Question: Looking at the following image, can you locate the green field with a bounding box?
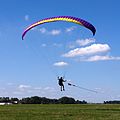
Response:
[0,104,120,120]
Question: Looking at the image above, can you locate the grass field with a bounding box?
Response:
[0,104,120,120]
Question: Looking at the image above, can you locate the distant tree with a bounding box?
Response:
[75,100,87,104]
[58,96,75,104]
[104,100,120,104]
[20,97,31,104]
[30,96,42,104]
[41,97,50,104]
[82,100,87,104]
[50,99,59,104]
[0,97,3,102]
[11,98,19,104]
[0,96,88,104]
[0,97,10,102]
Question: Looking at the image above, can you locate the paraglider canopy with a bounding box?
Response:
[22,16,96,40]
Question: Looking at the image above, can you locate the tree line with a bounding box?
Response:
[104,100,120,104]
[0,96,87,104]
[1,97,120,104]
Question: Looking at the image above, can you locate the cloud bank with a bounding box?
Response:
[84,55,120,62]
[63,44,110,57]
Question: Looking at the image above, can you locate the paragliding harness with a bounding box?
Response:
[58,76,66,91]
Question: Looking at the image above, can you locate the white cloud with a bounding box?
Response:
[13,91,23,95]
[84,55,120,62]
[44,87,55,91]
[67,43,76,49]
[53,43,62,47]
[49,30,61,35]
[24,15,29,21]
[41,43,47,47]
[67,38,96,49]
[116,95,120,99]
[76,38,96,46]
[7,83,14,86]
[66,26,76,32]
[63,44,110,57]
[32,27,58,37]
[39,28,47,34]
[33,27,61,36]
[53,61,68,67]
[18,84,31,91]
[34,87,42,90]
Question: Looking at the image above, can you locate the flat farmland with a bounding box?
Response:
[0,104,120,120]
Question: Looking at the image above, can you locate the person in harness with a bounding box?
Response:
[57,76,66,91]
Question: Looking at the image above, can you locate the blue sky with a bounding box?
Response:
[0,0,120,103]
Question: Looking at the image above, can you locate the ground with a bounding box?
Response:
[0,104,120,120]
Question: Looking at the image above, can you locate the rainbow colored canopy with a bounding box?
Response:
[22,16,96,40]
